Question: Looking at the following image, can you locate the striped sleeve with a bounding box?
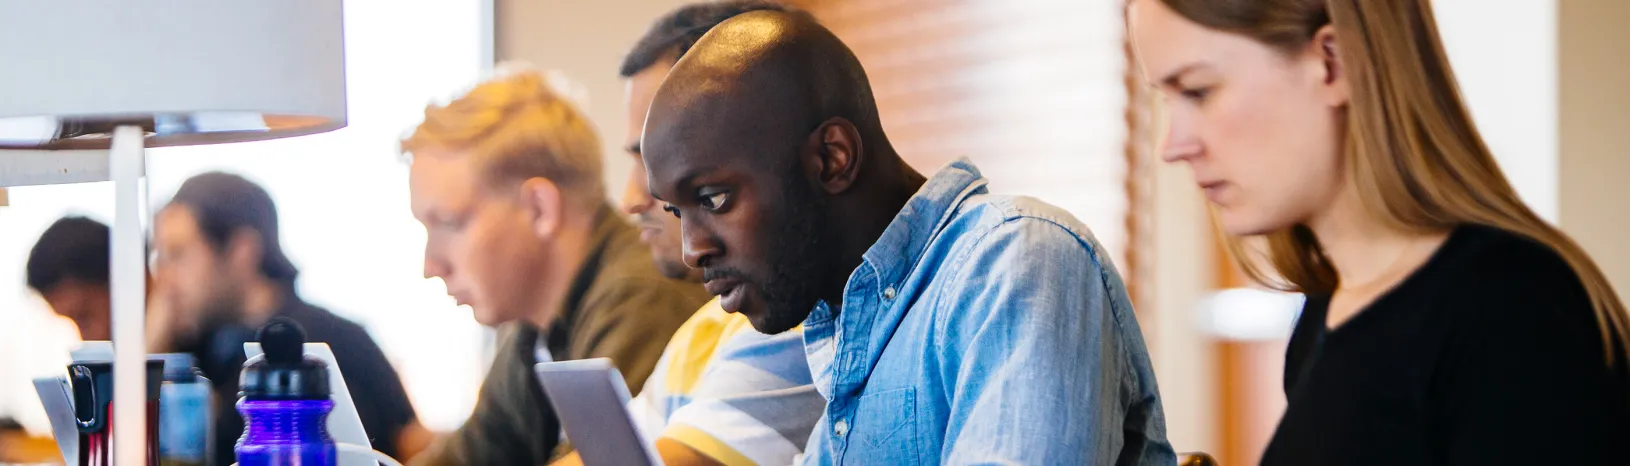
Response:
[661,319,823,466]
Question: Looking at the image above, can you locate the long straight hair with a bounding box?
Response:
[1159,0,1630,364]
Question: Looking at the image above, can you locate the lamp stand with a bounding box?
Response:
[109,125,149,465]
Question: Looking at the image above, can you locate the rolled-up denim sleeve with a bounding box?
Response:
[935,217,1132,465]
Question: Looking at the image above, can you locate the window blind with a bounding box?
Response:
[793,0,1134,273]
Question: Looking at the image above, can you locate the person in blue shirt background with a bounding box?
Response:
[639,10,1174,465]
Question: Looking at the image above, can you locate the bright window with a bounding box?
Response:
[0,0,489,433]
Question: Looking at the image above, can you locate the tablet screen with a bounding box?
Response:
[534,358,662,466]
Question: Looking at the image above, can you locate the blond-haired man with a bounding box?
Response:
[404,68,709,465]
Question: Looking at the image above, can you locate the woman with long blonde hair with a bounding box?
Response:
[1129,0,1630,463]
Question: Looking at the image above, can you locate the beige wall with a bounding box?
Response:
[495,0,692,201]
[1559,0,1630,297]
[1146,135,1220,454]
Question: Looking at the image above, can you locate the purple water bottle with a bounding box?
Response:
[235,317,337,466]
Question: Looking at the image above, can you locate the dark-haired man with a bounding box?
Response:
[642,11,1175,464]
[148,172,428,466]
[27,216,115,342]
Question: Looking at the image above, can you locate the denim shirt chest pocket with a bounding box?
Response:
[844,386,918,465]
[829,279,928,465]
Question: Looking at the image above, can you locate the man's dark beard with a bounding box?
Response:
[175,284,249,351]
[752,165,834,334]
[167,286,257,386]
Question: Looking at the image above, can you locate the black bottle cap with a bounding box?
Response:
[238,317,329,400]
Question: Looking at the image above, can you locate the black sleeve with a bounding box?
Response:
[330,325,417,458]
[1439,255,1630,465]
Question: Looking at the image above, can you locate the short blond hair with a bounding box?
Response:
[402,65,604,205]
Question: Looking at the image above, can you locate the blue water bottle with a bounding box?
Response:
[157,353,212,466]
[235,317,336,466]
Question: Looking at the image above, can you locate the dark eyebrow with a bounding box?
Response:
[651,165,715,203]
[1158,62,1212,88]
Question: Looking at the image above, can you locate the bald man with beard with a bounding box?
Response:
[639,10,1175,465]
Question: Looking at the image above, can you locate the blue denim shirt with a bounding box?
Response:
[798,159,1173,465]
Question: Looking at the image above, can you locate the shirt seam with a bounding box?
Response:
[931,213,1141,398]
[929,217,1008,341]
[1023,214,1141,400]
[1032,214,1142,403]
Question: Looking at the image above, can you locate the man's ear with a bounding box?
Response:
[807,117,865,195]
[520,177,565,239]
[225,228,265,277]
[1307,24,1350,107]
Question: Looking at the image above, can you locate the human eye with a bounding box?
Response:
[1179,86,1211,103]
[697,187,731,212]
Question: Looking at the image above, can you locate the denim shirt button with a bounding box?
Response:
[883,287,897,300]
[834,419,849,436]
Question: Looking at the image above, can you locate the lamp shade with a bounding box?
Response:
[0,1,346,150]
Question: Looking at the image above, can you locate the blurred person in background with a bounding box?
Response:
[27,216,114,342]
[3,217,108,464]
[643,11,1171,464]
[147,172,429,465]
[1130,0,1630,464]
[403,67,707,465]
[552,2,825,465]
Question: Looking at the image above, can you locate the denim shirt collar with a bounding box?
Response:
[804,157,987,326]
[864,157,987,294]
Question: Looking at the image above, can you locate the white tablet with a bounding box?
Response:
[534,358,662,466]
[32,375,76,464]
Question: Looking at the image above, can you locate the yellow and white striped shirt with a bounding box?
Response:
[628,298,823,466]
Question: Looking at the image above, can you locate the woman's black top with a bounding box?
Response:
[1261,225,1630,465]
